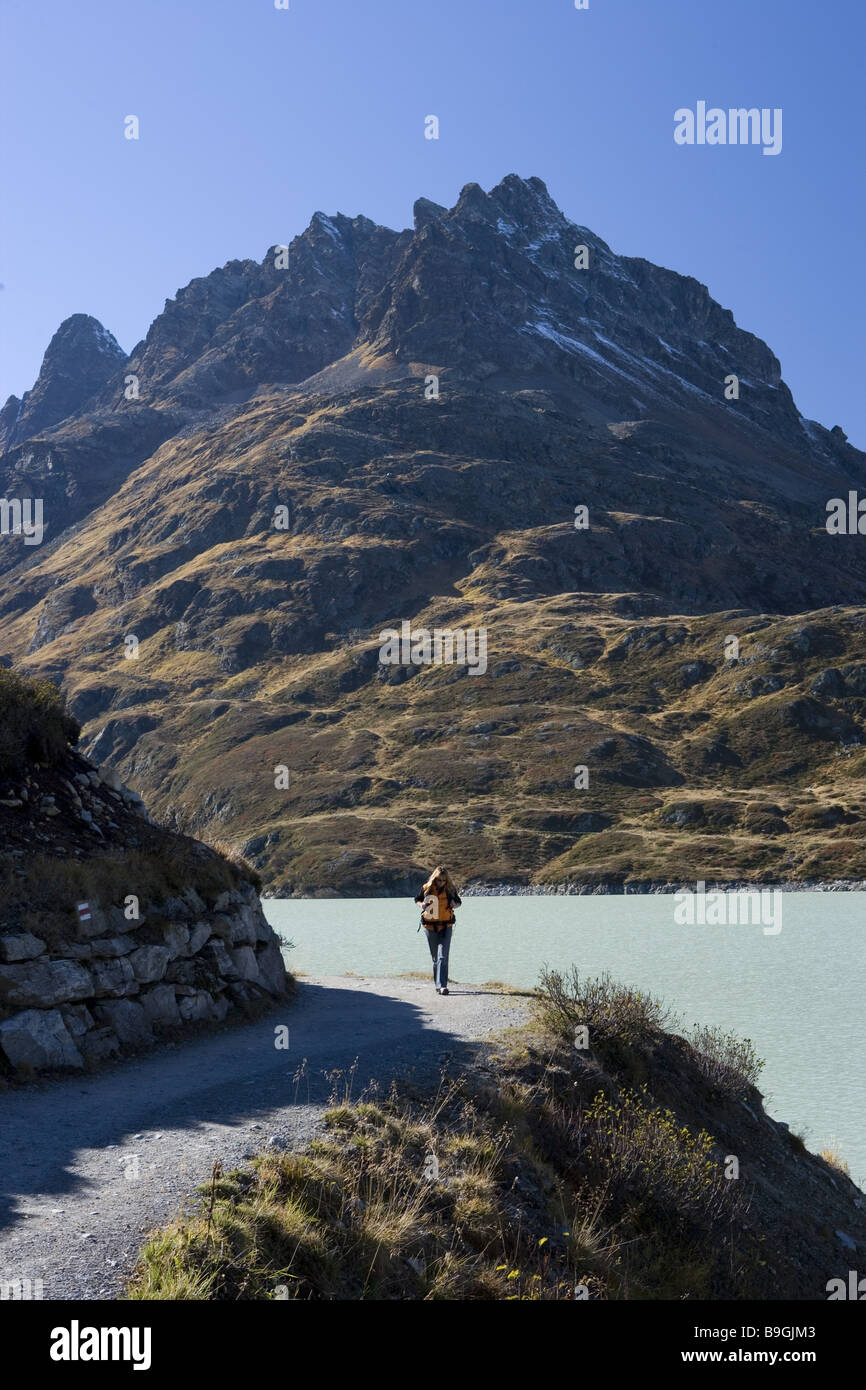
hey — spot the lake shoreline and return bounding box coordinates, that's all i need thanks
[462,878,866,896]
[263,878,866,899]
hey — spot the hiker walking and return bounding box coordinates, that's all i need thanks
[415,866,461,995]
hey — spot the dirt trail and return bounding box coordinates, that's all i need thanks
[0,976,529,1299]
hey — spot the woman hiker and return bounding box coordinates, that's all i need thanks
[415,866,462,995]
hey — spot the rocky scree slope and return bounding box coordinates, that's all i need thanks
[1,175,865,892]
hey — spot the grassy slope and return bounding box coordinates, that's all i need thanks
[78,603,866,893]
[2,385,865,894]
[127,971,864,1302]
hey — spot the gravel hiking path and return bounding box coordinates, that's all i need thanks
[0,976,531,1300]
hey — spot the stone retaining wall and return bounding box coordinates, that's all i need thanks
[0,881,289,1073]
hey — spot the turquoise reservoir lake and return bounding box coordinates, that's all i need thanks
[265,893,866,1188]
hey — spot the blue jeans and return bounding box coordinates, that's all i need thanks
[425,925,452,989]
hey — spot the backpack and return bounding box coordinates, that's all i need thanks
[422,889,453,930]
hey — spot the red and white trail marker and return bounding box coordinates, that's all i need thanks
[76,902,91,924]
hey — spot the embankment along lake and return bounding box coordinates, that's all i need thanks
[265,892,866,1188]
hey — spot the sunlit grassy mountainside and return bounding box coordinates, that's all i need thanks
[1,175,865,894]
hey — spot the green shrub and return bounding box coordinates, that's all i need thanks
[0,667,79,776]
[537,966,670,1046]
[686,1024,764,1098]
[583,1087,730,1225]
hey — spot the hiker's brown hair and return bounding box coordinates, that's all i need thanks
[422,865,458,898]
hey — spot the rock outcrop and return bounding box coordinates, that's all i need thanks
[0,667,291,1076]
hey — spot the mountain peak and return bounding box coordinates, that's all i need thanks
[413,196,447,233]
[42,314,126,373]
[490,172,555,206]
[0,394,22,453]
[447,174,564,232]
[3,315,126,450]
[310,209,347,240]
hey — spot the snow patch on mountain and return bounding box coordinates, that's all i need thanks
[527,320,647,387]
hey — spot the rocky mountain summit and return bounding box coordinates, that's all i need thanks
[1,175,865,892]
[0,314,126,454]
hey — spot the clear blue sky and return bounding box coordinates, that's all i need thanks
[2,0,864,443]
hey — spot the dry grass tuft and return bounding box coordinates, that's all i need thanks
[818,1140,850,1176]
